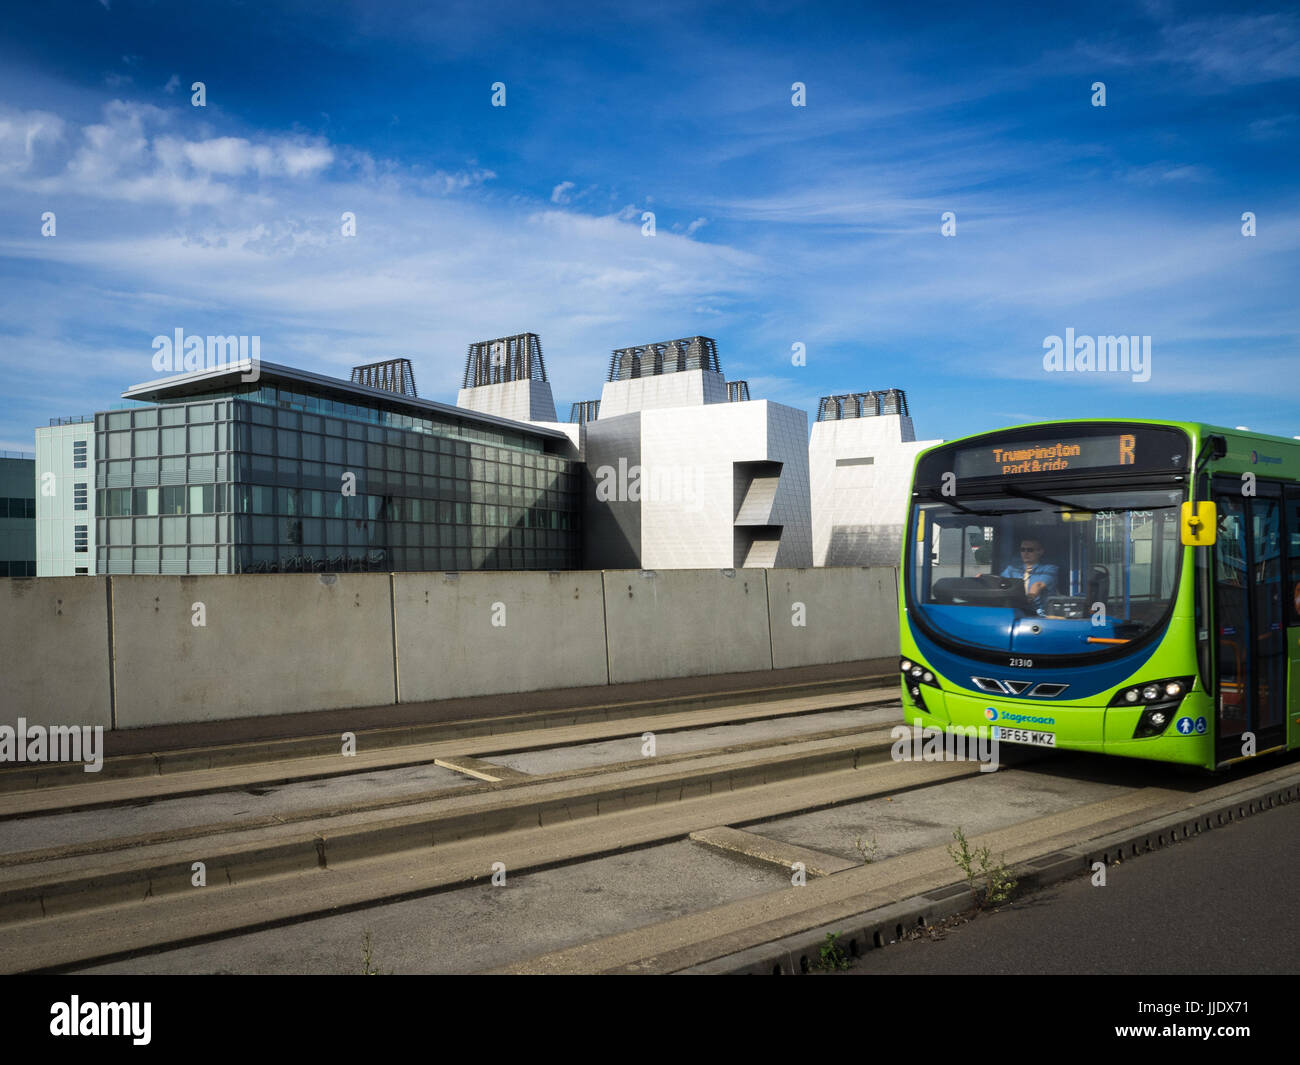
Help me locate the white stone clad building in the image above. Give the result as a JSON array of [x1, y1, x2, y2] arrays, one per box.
[[453, 333, 936, 573], [809, 390, 942, 567], [467, 335, 814, 571]]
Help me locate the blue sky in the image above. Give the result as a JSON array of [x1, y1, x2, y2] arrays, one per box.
[[1, 0, 1297, 452]]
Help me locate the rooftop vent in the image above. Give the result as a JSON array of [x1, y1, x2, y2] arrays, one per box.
[[727, 381, 751, 402], [606, 336, 720, 381], [350, 358, 418, 397], [569, 400, 601, 424], [816, 389, 909, 422], [463, 333, 548, 388]]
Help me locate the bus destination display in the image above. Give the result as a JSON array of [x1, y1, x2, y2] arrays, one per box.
[[952, 431, 1185, 478]]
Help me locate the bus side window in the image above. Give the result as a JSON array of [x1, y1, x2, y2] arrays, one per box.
[[1286, 489, 1300, 626]]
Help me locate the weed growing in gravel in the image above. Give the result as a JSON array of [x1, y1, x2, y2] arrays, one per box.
[[361, 931, 386, 975], [853, 833, 880, 864], [947, 827, 1017, 909], [815, 932, 851, 971]]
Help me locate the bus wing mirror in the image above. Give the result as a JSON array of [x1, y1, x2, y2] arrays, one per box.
[[1181, 501, 1217, 546]]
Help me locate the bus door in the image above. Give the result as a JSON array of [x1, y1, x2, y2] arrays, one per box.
[[1212, 480, 1287, 763], [1286, 487, 1300, 750]]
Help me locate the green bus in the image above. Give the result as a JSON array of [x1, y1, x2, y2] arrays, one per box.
[[899, 419, 1300, 769]]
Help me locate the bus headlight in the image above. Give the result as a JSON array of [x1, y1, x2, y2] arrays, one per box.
[[900, 658, 941, 713], [1111, 677, 1195, 707], [1110, 677, 1195, 738]]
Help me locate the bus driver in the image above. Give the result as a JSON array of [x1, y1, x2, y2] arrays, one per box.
[[1000, 538, 1060, 615]]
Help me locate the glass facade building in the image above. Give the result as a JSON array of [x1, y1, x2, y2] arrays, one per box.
[[94, 369, 581, 575], [0, 455, 37, 577]]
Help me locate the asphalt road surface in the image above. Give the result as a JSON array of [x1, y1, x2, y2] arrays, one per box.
[[845, 797, 1300, 975]]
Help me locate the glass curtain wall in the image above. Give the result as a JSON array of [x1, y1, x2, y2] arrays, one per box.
[[95, 390, 580, 574]]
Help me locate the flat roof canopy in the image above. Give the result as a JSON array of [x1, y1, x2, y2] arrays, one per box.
[[122, 360, 567, 441]]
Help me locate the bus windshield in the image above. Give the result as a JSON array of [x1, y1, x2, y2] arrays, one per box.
[[908, 485, 1184, 657]]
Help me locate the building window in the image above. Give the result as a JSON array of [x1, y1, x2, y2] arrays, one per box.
[[75, 567, 88, 575], [74, 525, 88, 552], [74, 483, 88, 511], [73, 440, 88, 469]]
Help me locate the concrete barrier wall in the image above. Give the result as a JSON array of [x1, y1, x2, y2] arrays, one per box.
[[0, 566, 900, 731], [393, 571, 608, 702], [602, 569, 772, 684], [766, 567, 899, 670], [0, 576, 111, 729], [111, 574, 396, 727]]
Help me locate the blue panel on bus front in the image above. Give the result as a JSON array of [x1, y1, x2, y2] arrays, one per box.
[[908, 621, 1161, 700], [915, 605, 1014, 652], [1009, 616, 1129, 655]]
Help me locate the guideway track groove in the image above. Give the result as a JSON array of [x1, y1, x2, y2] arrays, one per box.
[[1, 754, 973, 973], [0, 674, 894, 794], [0, 715, 897, 868], [0, 726, 910, 932], [0, 688, 895, 819]]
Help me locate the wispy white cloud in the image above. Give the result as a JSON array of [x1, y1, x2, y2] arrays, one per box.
[[1160, 13, 1300, 85], [0, 101, 336, 206], [0, 109, 66, 175], [0, 106, 771, 421], [1075, 11, 1300, 86]]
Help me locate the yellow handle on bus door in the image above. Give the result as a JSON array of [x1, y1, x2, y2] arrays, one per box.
[[1181, 500, 1217, 546]]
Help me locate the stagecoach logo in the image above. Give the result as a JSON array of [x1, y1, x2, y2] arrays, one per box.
[[987, 709, 1056, 726], [1251, 450, 1282, 465]]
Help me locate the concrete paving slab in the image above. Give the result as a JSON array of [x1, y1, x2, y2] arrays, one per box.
[[500, 761, 1300, 973], [744, 754, 1144, 864], [75, 839, 794, 975], [496, 787, 1182, 974]]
